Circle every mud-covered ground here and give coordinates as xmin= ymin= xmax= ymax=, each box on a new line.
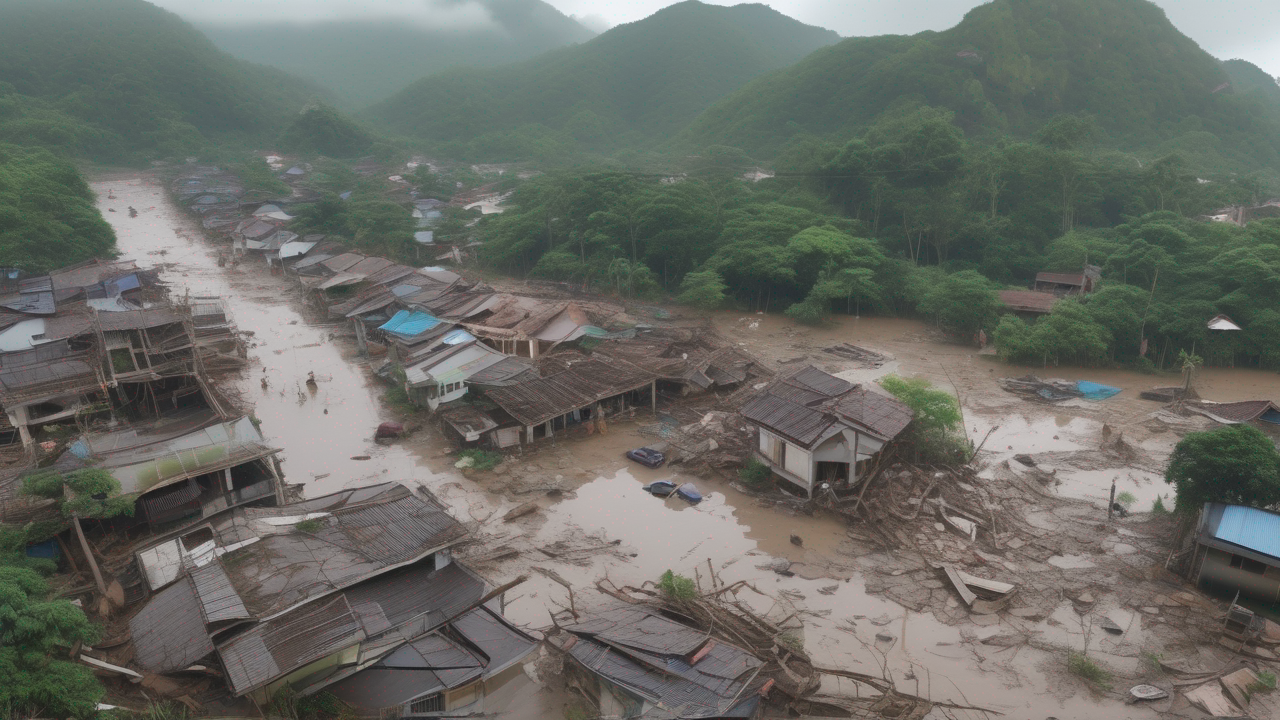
xmin=96 ymin=174 xmax=1280 ymax=719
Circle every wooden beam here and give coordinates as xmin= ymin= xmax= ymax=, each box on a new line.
xmin=72 ymin=515 xmax=107 ymax=596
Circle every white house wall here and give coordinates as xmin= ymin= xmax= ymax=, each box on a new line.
xmin=783 ymin=443 xmax=812 ymax=483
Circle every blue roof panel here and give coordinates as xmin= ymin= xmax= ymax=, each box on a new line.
xmin=1214 ymin=505 xmax=1280 ymax=559
xmin=378 ymin=310 xmax=442 ymax=339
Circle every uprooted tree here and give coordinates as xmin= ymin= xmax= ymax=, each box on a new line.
xmin=1165 ymin=424 xmax=1280 ymax=513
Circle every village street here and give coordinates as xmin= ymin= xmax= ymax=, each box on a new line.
xmin=95 ymin=172 xmax=1280 ymax=719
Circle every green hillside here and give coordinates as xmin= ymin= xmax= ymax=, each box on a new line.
xmin=0 ymin=0 xmax=323 ymax=162
xmin=682 ymin=0 xmax=1280 ymax=171
xmin=370 ymin=1 xmax=840 ymax=161
xmin=1223 ymin=59 xmax=1280 ymax=109
xmin=199 ymin=0 xmax=597 ymax=107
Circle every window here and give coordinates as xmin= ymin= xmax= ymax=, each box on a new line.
xmin=409 ymin=693 xmax=443 ymax=714
xmin=1230 ymin=554 xmax=1268 ymax=575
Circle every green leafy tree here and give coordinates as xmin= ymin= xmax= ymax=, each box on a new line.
xmin=916 ymin=270 xmax=1002 ymax=336
xmin=1165 ymin=425 xmax=1280 ymax=513
xmin=878 ymin=375 xmax=961 ymax=434
xmin=0 ymin=565 xmax=104 ymax=718
xmin=23 ymin=468 xmax=135 ymax=520
xmin=676 ymin=269 xmax=727 ymax=309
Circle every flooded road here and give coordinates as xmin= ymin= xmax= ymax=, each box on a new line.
xmin=95 ymin=174 xmax=1180 ymax=719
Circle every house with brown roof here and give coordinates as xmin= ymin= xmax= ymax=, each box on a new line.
xmin=125 ymin=482 xmax=534 ymax=711
xmin=1033 ymin=264 xmax=1101 ymax=296
xmin=740 ymin=366 xmax=913 ymax=497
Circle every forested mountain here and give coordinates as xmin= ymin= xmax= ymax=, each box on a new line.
xmin=1223 ymin=59 xmax=1280 ymax=109
xmin=0 ymin=0 xmax=322 ymax=162
xmin=682 ymin=0 xmax=1280 ymax=172
xmin=370 ymin=1 xmax=840 ymax=161
xmin=199 ymin=0 xmax=597 ymax=107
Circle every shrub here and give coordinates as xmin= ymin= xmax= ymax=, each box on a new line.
xmin=658 ymin=570 xmax=697 ymax=600
xmin=382 ymin=384 xmax=415 ymax=413
xmin=738 ymin=459 xmax=774 ymax=490
xmin=1251 ymin=670 xmax=1277 ymax=694
xmin=294 ymin=519 xmax=323 ymax=533
xmin=457 ymin=449 xmax=502 ymax=472
xmin=1151 ymin=496 xmax=1169 ymax=515
xmin=1067 ymin=651 xmax=1112 ymax=690
xmin=1115 ymin=491 xmax=1137 ymax=509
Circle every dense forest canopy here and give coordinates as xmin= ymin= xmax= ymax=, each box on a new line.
xmin=199 ymin=0 xmax=597 ymax=107
xmin=370 ymin=1 xmax=839 ymax=162
xmin=681 ymin=0 xmax=1280 ymax=176
xmin=0 ymin=145 xmax=115 ymax=273
xmin=0 ymin=0 xmax=323 ymax=162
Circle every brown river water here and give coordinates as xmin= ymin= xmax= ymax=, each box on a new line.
xmin=93 ymin=173 xmax=1280 ymax=718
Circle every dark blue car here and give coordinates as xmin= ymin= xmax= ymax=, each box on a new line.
xmin=626 ymin=447 xmax=666 ymax=468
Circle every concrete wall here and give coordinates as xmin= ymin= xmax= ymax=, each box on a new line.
xmin=783 ymin=442 xmax=811 ymax=484
xmin=1198 ymin=546 xmax=1280 ymax=603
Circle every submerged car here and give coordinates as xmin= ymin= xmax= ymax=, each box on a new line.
xmin=626 ymin=447 xmax=666 ymax=468
xmin=675 ymin=483 xmax=702 ymax=504
xmin=643 ymin=481 xmax=677 ymax=497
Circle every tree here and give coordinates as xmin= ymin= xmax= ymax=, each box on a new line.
xmin=23 ymin=468 xmax=134 ymax=520
xmin=1165 ymin=425 xmax=1280 ymax=513
xmin=916 ymin=270 xmax=1002 ymax=336
xmin=676 ymin=269 xmax=727 ymax=309
xmin=0 ymin=566 xmax=104 ymax=718
xmin=878 ymin=375 xmax=961 ymax=433
xmin=878 ymin=375 xmax=968 ymax=462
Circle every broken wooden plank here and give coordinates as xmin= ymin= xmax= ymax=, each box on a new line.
xmin=936 ymin=563 xmax=978 ymax=606
xmin=1220 ymin=667 xmax=1259 ymax=710
xmin=80 ymin=654 xmax=143 ymax=682
xmin=954 ymin=568 xmax=1015 ymax=596
xmin=502 ymin=501 xmax=539 ymax=522
xmin=1185 ymin=682 xmax=1241 ymax=717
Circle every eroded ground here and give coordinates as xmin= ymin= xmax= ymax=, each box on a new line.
xmin=96 ymin=173 xmax=1280 ymax=719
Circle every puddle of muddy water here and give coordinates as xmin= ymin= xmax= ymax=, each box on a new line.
xmin=97 ymin=176 xmax=1165 ymax=720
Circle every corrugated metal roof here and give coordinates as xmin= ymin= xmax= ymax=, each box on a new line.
xmin=130 ymin=576 xmax=215 ymax=673
xmin=379 ymin=310 xmax=442 ymax=339
xmin=342 ymin=561 xmax=484 ymax=630
xmin=1212 ymin=505 xmax=1280 ymax=559
xmin=563 ymin=608 xmax=763 ymax=719
xmin=486 ymin=359 xmax=654 ymax=427
xmin=219 ymin=595 xmax=365 ymax=696
xmin=740 ymin=393 xmax=832 ymax=447
xmin=96 ymin=307 xmax=185 ymax=331
xmin=833 ymin=386 xmax=914 ymax=441
xmin=191 ymin=560 xmax=251 ymax=624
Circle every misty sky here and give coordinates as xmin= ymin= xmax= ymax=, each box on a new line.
xmin=157 ymin=0 xmax=1280 ymax=77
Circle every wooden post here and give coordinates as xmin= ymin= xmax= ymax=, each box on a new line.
xmin=72 ymin=515 xmax=107 ymax=596
xmin=851 ymin=431 xmax=860 ymax=489
xmin=651 ymin=380 xmax=657 ymax=415
xmin=55 ymin=532 xmax=81 ymax=574
xmin=1108 ymin=479 xmax=1116 ymax=520
xmin=224 ymin=467 xmax=235 ymax=492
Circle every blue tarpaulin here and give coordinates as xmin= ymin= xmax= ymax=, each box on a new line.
xmin=26 ymin=539 xmax=59 ymax=559
xmin=378 ymin=310 xmax=442 ymax=339
xmin=1077 ymin=381 xmax=1122 ymax=401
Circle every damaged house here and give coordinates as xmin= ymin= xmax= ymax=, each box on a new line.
xmin=549 ymin=607 xmax=769 ymax=719
xmin=1189 ymin=503 xmax=1280 ymax=603
xmin=741 ymin=366 xmax=913 ymax=497
xmin=52 ymin=410 xmax=283 ymax=532
xmin=126 ymin=482 xmax=534 ymax=713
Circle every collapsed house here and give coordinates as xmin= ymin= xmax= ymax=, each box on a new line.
xmin=741 ymin=366 xmax=913 ymax=497
xmin=55 ymin=409 xmax=282 ymax=531
xmin=0 ymin=259 xmax=243 ymax=456
xmin=125 ymin=482 xmax=534 ymax=712
xmin=549 ymin=607 xmax=769 ymax=720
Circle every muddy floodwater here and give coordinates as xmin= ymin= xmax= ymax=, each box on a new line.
xmin=93 ymin=174 xmax=1272 ymax=719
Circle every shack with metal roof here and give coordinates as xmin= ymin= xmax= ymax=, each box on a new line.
xmin=1192 ymin=502 xmax=1280 ymax=602
xmin=740 ymin=365 xmax=913 ymax=497
xmin=549 ymin=607 xmax=769 ymax=719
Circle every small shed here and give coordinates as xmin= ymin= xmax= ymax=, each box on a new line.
xmin=1192 ymin=503 xmax=1280 ymax=602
